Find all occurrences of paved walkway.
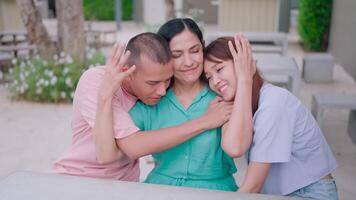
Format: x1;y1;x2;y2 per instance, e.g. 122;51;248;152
1;21;356;199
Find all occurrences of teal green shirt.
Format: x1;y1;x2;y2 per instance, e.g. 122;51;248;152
129;86;237;191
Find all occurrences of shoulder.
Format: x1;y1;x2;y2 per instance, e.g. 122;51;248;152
76;66;105;91
79;66;105;83
258;84;300;110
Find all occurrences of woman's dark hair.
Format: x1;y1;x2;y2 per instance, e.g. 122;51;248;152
205;37;265;114
157;18;206;83
157;18;204;47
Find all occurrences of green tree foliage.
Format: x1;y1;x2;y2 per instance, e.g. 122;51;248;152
83;0;133;21
298;0;333;51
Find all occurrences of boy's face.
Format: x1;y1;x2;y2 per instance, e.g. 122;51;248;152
129;56;173;105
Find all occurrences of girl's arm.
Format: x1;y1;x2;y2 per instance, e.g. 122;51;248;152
221;34;256;158
238;162;271;193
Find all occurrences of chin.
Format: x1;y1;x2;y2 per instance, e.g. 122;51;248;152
221;93;234;102
143;99;160;106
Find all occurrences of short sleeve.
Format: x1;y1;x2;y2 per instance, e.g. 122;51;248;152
129;101;150;131
249;105;296;163
77;67;139;139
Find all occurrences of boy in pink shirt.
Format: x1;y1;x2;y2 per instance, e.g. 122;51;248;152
54;33;232;181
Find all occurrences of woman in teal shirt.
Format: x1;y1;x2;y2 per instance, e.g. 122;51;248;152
129;84;236;191
129;18;253;191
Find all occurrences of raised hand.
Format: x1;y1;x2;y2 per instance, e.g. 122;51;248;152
228;33;256;85
100;43;136;98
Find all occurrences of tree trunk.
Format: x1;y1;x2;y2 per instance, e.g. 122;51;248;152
56;0;86;63
16;0;57;60
165;0;175;20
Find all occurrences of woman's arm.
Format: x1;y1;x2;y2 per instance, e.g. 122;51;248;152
221;34;256;157
238;161;271;193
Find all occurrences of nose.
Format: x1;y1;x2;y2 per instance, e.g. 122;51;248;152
211;75;221;86
183;53;194;67
156;83;167;96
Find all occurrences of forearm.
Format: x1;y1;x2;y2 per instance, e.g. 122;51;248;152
238;183;262;193
94;94;124;164
222;80;253;157
238;162;271;193
118;116;210;160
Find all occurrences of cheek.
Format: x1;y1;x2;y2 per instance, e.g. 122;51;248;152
173;58;182;69
148;85;158;94
194;54;204;65
223;69;236;84
208;80;217;92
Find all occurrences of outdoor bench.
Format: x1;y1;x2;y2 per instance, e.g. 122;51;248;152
205;31;288;55
311;92;356;143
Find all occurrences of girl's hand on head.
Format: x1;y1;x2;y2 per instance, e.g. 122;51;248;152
228;33;256;83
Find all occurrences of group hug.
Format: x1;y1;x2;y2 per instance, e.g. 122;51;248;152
52;18;338;200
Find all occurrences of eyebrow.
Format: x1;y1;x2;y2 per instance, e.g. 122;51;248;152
189;44;201;50
211;63;219;69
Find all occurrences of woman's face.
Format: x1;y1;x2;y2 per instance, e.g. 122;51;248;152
204;58;237;101
169;29;204;85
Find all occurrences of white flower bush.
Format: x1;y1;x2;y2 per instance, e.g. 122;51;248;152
8;48;105;103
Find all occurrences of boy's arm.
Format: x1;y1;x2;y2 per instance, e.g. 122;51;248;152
95;93;232;163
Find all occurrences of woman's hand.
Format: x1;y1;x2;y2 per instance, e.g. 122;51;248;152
228;33;256;86
203;96;233;129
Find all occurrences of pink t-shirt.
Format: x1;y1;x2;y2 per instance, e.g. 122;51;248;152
53;66;140;181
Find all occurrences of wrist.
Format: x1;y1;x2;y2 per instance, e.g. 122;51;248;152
195;115;211;130
236;79;253;91
237;77;253;84
98;90;114;103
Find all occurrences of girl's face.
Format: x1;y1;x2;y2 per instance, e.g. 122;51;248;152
169;29;204;85
204;58;237;101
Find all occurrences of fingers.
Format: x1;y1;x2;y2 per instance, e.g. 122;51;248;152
239;34;248;55
108;43;126;68
234;34;242;55
230;33;252;61
107;43;118;65
219;100;234;106
228;40;238;61
117;50;131;71
210;96;222;104
113;43;126;67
